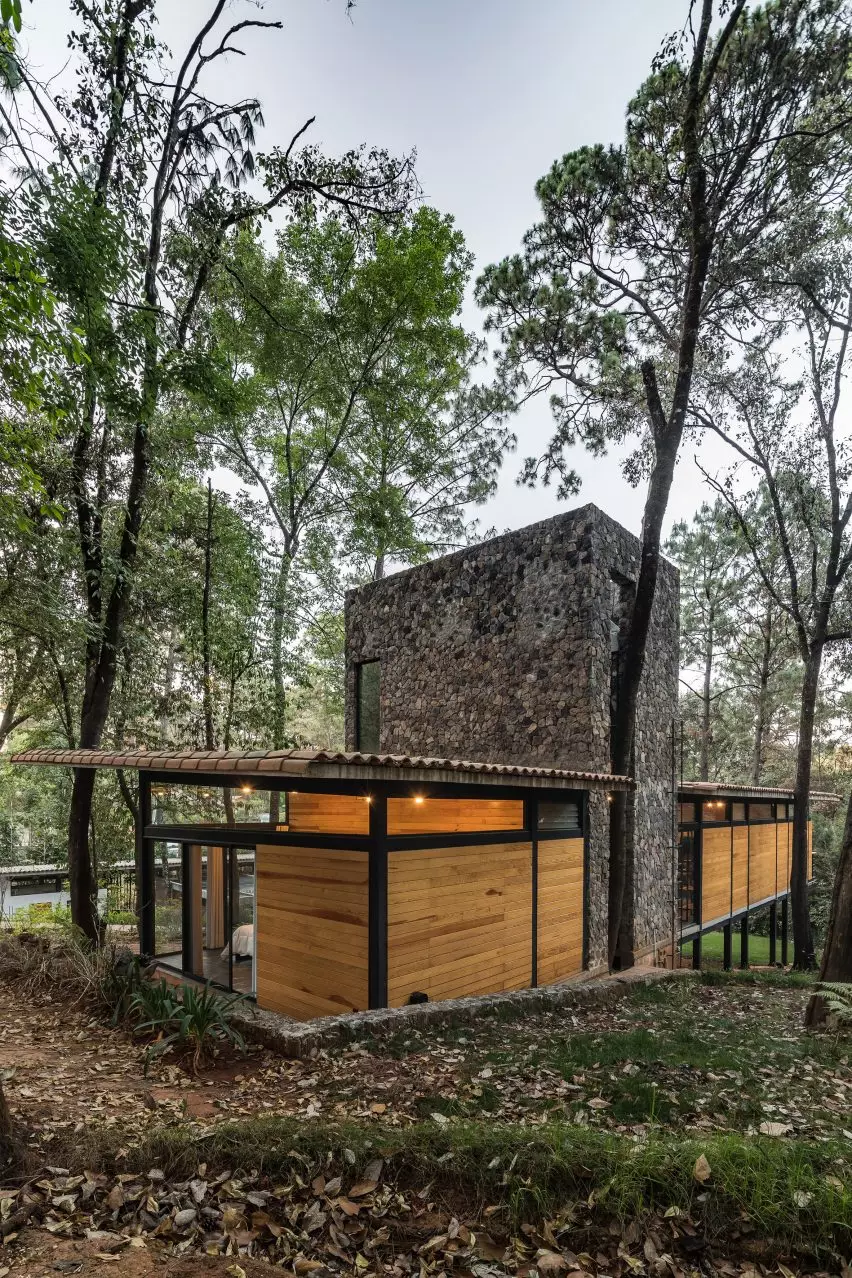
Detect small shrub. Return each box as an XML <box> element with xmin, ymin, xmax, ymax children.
<box><xmin>173</xmin><ymin>983</ymin><xmax>248</xmax><ymax>1074</ymax></box>
<box><xmin>105</xmin><ymin>910</ymin><xmax>137</xmax><ymax>926</ymax></box>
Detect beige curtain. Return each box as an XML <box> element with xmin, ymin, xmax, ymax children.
<box><xmin>205</xmin><ymin>845</ymin><xmax>225</xmax><ymax>949</ymax></box>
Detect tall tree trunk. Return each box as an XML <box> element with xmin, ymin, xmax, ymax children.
<box><xmin>270</xmin><ymin>551</ymin><xmax>293</xmax><ymax>751</ymax></box>
<box><xmin>751</xmin><ymin>612</ymin><xmax>772</xmax><ymax>785</ymax></box>
<box><xmin>805</xmin><ymin>790</ymin><xmax>852</xmax><ymax>1025</ymax></box>
<box><xmin>791</xmin><ymin>646</ymin><xmax>822</xmax><ymax>969</ymax></box>
<box><xmin>373</xmin><ymin>552</ymin><xmax>386</xmax><ymax>581</ymax></box>
<box><xmin>202</xmin><ymin>478</ymin><xmax>215</xmax><ymax>751</ymax></box>
<box><xmin>269</xmin><ymin>551</ymin><xmax>293</xmax><ymax>827</ymax></box>
<box><xmin>700</xmin><ymin>610</ymin><xmax>714</xmax><ymax>782</ymax></box>
<box><xmin>608</xmin><ymin>420</ymin><xmax>682</xmax><ymax>966</ymax></box>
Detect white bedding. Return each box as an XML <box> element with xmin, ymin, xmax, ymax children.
<box><xmin>221</xmin><ymin>923</ymin><xmax>254</xmax><ymax>960</ymax></box>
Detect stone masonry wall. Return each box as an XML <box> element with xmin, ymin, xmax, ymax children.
<box><xmin>344</xmin><ymin>503</ymin><xmax>679</xmax><ymax>967</ymax></box>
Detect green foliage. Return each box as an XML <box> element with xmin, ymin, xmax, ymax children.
<box><xmin>130</xmin><ymin>978</ymin><xmax>247</xmax><ymax>1074</ymax></box>
<box><xmin>815</xmin><ymin>982</ymin><xmax>852</xmax><ymax>1027</ymax></box>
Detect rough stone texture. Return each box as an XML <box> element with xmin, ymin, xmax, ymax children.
<box><xmin>345</xmin><ymin>503</ymin><xmax>680</xmax><ymax>964</ymax></box>
<box><xmin>233</xmin><ymin>967</ymin><xmax>695</xmax><ymax>1059</ymax></box>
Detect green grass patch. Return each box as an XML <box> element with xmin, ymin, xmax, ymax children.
<box><xmin>78</xmin><ymin>1116</ymin><xmax>852</xmax><ymax>1257</ymax></box>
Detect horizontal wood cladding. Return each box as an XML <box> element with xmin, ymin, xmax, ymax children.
<box><xmin>536</xmin><ymin>838</ymin><xmax>583</xmax><ymax>985</ymax></box>
<box><xmin>286</xmin><ymin>792</ymin><xmax>370</xmax><ymax>836</ymax></box>
<box><xmin>387</xmin><ymin>797</ymin><xmax>524</xmax><ymax>836</ymax></box>
<box><xmin>386</xmin><ymin>841</ymin><xmax>532</xmax><ymax>1006</ymax></box>
<box><xmin>732</xmin><ymin>826</ymin><xmax>749</xmax><ymax>914</ymax></box>
<box><xmin>749</xmin><ymin>822</ymin><xmax>777</xmax><ymax>903</ymax></box>
<box><xmin>255</xmin><ymin>845</ymin><xmax>368</xmax><ymax>1020</ymax></box>
<box><xmin>701</xmin><ymin>826</ymin><xmax>732</xmax><ymax>924</ymax></box>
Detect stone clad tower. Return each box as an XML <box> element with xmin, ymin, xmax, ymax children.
<box><xmin>344</xmin><ymin>503</ymin><xmax>680</xmax><ymax>968</ymax></box>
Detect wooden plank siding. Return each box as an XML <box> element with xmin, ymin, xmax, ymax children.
<box><xmin>255</xmin><ymin>845</ymin><xmax>369</xmax><ymax>1020</ymax></box>
<box><xmin>386</xmin><ymin>842</ymin><xmax>533</xmax><ymax>1006</ymax></box>
<box><xmin>732</xmin><ymin>826</ymin><xmax>749</xmax><ymax>914</ymax></box>
<box><xmin>536</xmin><ymin>838</ymin><xmax>584</xmax><ymax>985</ymax></box>
<box><xmin>748</xmin><ymin>823</ymin><xmax>777</xmax><ymax>904</ymax></box>
<box><xmin>701</xmin><ymin>826</ymin><xmax>733</xmax><ymax>925</ymax></box>
<box><xmin>387</xmin><ymin>797</ymin><xmax>524</xmax><ymax>836</ymax></box>
<box><xmin>286</xmin><ymin>793</ymin><xmax>370</xmax><ymax>836</ymax></box>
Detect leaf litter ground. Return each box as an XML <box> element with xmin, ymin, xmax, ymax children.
<box><xmin>0</xmin><ymin>973</ymin><xmax>850</xmax><ymax>1277</ymax></box>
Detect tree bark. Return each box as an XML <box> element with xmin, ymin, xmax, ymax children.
<box><xmin>805</xmin><ymin>790</ymin><xmax>852</xmax><ymax>1026</ymax></box>
<box><xmin>700</xmin><ymin>607</ymin><xmax>714</xmax><ymax>782</ymax></box>
<box><xmin>270</xmin><ymin>551</ymin><xmax>293</xmax><ymax>751</ymax></box>
<box><xmin>202</xmin><ymin>478</ymin><xmax>215</xmax><ymax>751</ymax></box>
<box><xmin>791</xmin><ymin>646</ymin><xmax>822</xmax><ymax>969</ymax></box>
<box><xmin>751</xmin><ymin>610</ymin><xmax>772</xmax><ymax>785</ymax></box>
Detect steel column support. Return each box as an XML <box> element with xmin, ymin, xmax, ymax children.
<box><xmin>723</xmin><ymin>922</ymin><xmax>733</xmax><ymax>971</ymax></box>
<box><xmin>368</xmin><ymin>793</ymin><xmax>388</xmax><ymax>1009</ymax></box>
<box><xmin>740</xmin><ymin>914</ymin><xmax>750</xmax><ymax>969</ymax></box>
<box><xmin>692</xmin><ymin>930</ymin><xmax>702</xmax><ymax>971</ymax></box>
<box><xmin>768</xmin><ymin>901</ymin><xmax>778</xmax><ymax>966</ymax></box>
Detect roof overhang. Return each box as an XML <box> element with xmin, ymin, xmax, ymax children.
<box><xmin>10</xmin><ymin>747</ymin><xmax>634</xmax><ymax>793</ymax></box>
<box><xmin>680</xmin><ymin>780</ymin><xmax>842</xmax><ymax>805</ymax></box>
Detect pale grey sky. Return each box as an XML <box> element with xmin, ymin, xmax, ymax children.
<box><xmin>21</xmin><ymin>0</ymin><xmax>724</xmax><ymax>541</ymax></box>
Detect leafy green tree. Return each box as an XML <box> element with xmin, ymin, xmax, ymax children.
<box><xmin>201</xmin><ymin>206</ymin><xmax>488</xmax><ymax>748</ymax></box>
<box><xmin>667</xmin><ymin>502</ymin><xmax>741</xmax><ymax>781</ymax></box>
<box><xmin>2</xmin><ymin>0</ymin><xmax>416</xmax><ymax>940</ymax></box>
<box><xmin>476</xmin><ymin>0</ymin><xmax>852</xmax><ymax>966</ymax></box>
<box><xmin>705</xmin><ymin>306</ymin><xmax>852</xmax><ymax>969</ymax></box>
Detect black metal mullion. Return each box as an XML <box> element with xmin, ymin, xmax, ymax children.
<box><xmin>582</xmin><ymin>791</ymin><xmax>591</xmax><ymax>970</ymax></box>
<box><xmin>526</xmin><ymin>796</ymin><xmax>538</xmax><ymax>988</ymax></box>
<box><xmin>368</xmin><ymin>794</ymin><xmax>388</xmax><ymax>1010</ymax></box>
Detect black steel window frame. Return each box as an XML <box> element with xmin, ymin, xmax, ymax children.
<box><xmin>137</xmin><ymin>771</ymin><xmax>606</xmax><ymax>1011</ymax></box>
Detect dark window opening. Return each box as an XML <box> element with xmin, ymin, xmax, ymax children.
<box><xmin>10</xmin><ymin>874</ymin><xmax>64</xmax><ymax>896</ymax></box>
<box><xmin>749</xmin><ymin>802</ymin><xmax>772</xmax><ymax>821</ymax></box>
<box><xmin>732</xmin><ymin>802</ymin><xmax>746</xmax><ymax>822</ymax></box>
<box><xmin>678</xmin><ymin>832</ymin><xmax>698</xmax><ymax>929</ymax></box>
<box><xmin>356</xmin><ymin>660</ymin><xmax>381</xmax><ymax>753</ymax></box>
<box><xmin>538</xmin><ymin>800</ymin><xmax>581</xmax><ymax>832</ymax></box>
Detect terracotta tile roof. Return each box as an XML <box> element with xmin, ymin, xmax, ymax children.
<box><xmin>10</xmin><ymin>747</ymin><xmax>633</xmax><ymax>791</ymax></box>
<box><xmin>680</xmin><ymin>780</ymin><xmax>842</xmax><ymax>804</ymax></box>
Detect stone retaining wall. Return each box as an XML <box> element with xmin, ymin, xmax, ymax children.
<box><xmin>232</xmin><ymin>967</ymin><xmax>694</xmax><ymax>1059</ymax></box>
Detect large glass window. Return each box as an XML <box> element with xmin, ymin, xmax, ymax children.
<box><xmin>701</xmin><ymin>799</ymin><xmax>727</xmax><ymax>822</ymax></box>
<box><xmin>732</xmin><ymin>802</ymin><xmax>746</xmax><ymax>822</ymax></box>
<box><xmin>678</xmin><ymin>802</ymin><xmax>697</xmax><ymax>824</ymax></box>
<box><xmin>356</xmin><ymin>660</ymin><xmax>381</xmax><ymax>752</ymax></box>
<box><xmin>153</xmin><ymin>843</ymin><xmax>255</xmax><ymax>995</ymax></box>
<box><xmin>749</xmin><ymin>802</ymin><xmax>773</xmax><ymax>821</ymax></box>
<box><xmin>151</xmin><ymin>785</ymin><xmax>283</xmax><ymax>828</ymax></box>
<box><xmin>153</xmin><ymin>841</ymin><xmax>183</xmax><ymax>956</ymax></box>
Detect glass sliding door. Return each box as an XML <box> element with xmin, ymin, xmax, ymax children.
<box><xmin>228</xmin><ymin>848</ymin><xmax>256</xmax><ymax>995</ymax></box>
<box><xmin>153</xmin><ymin>841</ymin><xmax>255</xmax><ymax>995</ymax></box>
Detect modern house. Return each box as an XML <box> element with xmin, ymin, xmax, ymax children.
<box><xmin>10</xmin><ymin>504</ymin><xmax>832</xmax><ymax>1021</ymax></box>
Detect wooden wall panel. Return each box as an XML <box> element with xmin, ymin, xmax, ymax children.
<box><xmin>779</xmin><ymin>821</ymin><xmax>791</xmax><ymax>891</ymax></box>
<box><xmin>255</xmin><ymin>845</ymin><xmax>368</xmax><ymax>1020</ymax></box>
<box><xmin>749</xmin><ymin>823</ymin><xmax>777</xmax><ymax>904</ymax></box>
<box><xmin>387</xmin><ymin>797</ymin><xmax>524</xmax><ymax>836</ymax></box>
<box><xmin>701</xmin><ymin>826</ymin><xmax>732</xmax><ymax>925</ymax></box>
<box><xmin>387</xmin><ymin>842</ymin><xmax>532</xmax><ymax>1006</ymax></box>
<box><xmin>286</xmin><ymin>792</ymin><xmax>370</xmax><ymax>836</ymax></box>
<box><xmin>536</xmin><ymin>838</ymin><xmax>584</xmax><ymax>985</ymax></box>
<box><xmin>732</xmin><ymin>826</ymin><xmax>749</xmax><ymax>914</ymax></box>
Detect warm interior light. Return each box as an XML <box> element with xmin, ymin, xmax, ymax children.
<box><xmin>414</xmin><ymin>795</ymin><xmax>424</xmax><ymax>804</ymax></box>
<box><xmin>240</xmin><ymin>785</ymin><xmax>252</xmax><ymax>794</ymax></box>
<box><xmin>365</xmin><ymin>795</ymin><xmax>372</xmax><ymax>804</ymax></box>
